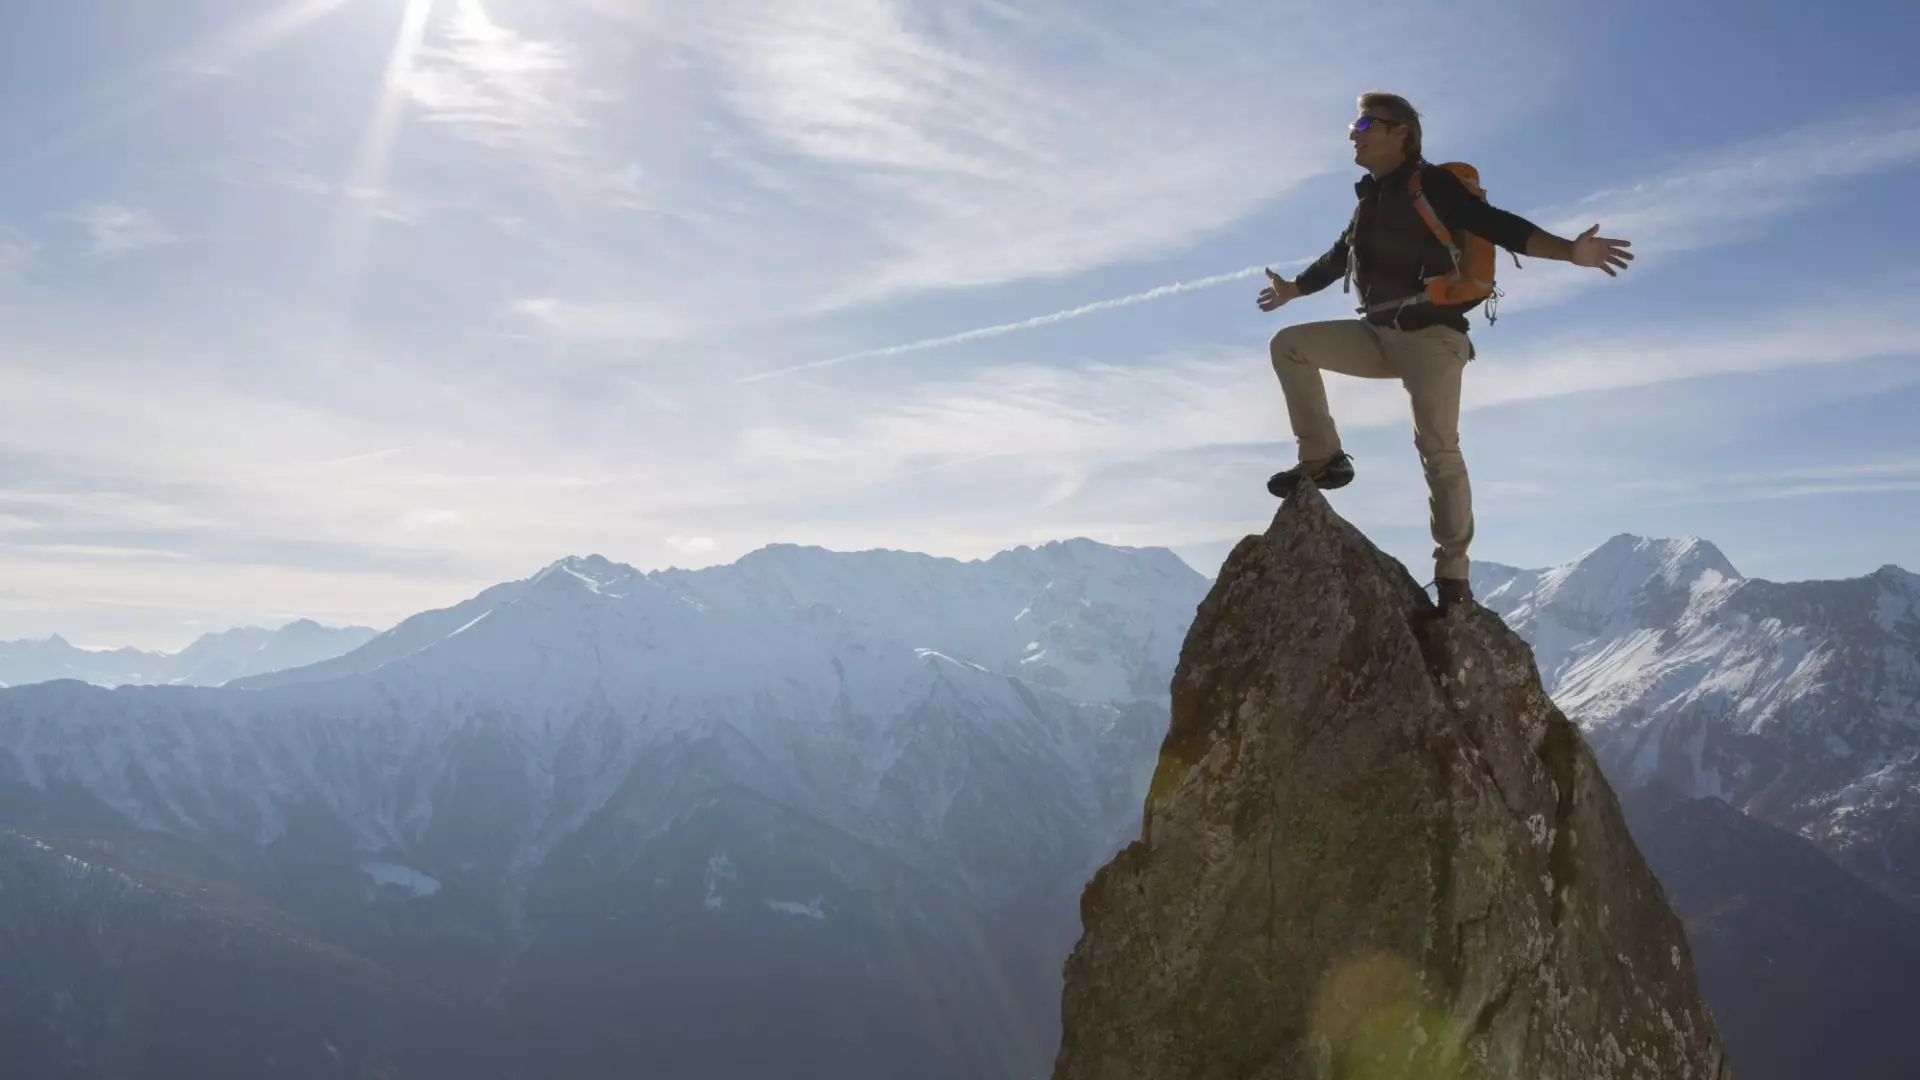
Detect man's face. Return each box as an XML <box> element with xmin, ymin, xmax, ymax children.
<box><xmin>1349</xmin><ymin>111</ymin><xmax>1406</xmax><ymax>170</ymax></box>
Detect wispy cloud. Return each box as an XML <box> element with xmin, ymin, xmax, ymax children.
<box><xmin>1618</xmin><ymin>459</ymin><xmax>1920</xmax><ymax>508</ymax></box>
<box><xmin>21</xmin><ymin>544</ymin><xmax>196</xmax><ymax>561</ymax></box>
<box><xmin>735</xmin><ymin>259</ymin><xmax>1312</xmax><ymax>383</ymax></box>
<box><xmin>733</xmin><ymin>294</ymin><xmax>1919</xmax><ymax>480</ymax></box>
<box><xmin>75</xmin><ymin>204</ymin><xmax>178</xmax><ymax>255</ymax></box>
<box><xmin>497</xmin><ymin>0</ymin><xmax>1542</xmax><ymax>341</ymax></box>
<box><xmin>1548</xmin><ymin>97</ymin><xmax>1920</xmax><ymax>250</ymax></box>
<box><xmin>400</xmin><ymin>507</ymin><xmax>461</xmax><ymax>530</ymax></box>
<box><xmin>4</xmin><ymin>284</ymin><xmax>1910</xmax><ymax>645</ymax></box>
<box><xmin>1502</xmin><ymin>96</ymin><xmax>1920</xmax><ymax>314</ymax></box>
<box><xmin>510</xmin><ymin>297</ymin><xmax>690</xmax><ymax>344</ymax></box>
<box><xmin>401</xmin><ymin>2</ymin><xmax>592</xmax><ymax>160</ymax></box>
<box><xmin>1464</xmin><ymin>300</ymin><xmax>1914</xmax><ymax>411</ymax></box>
<box><xmin>689</xmin><ymin>1</ymin><xmax>1350</xmax><ymax>303</ymax></box>
<box><xmin>319</xmin><ymin>446</ymin><xmax>414</xmax><ymax>469</ymax></box>
<box><xmin>738</xmin><ymin>95</ymin><xmax>1920</xmax><ymax>371</ymax></box>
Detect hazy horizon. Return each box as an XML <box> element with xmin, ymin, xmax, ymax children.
<box><xmin>13</xmin><ymin>524</ymin><xmax>1913</xmax><ymax>655</ymax></box>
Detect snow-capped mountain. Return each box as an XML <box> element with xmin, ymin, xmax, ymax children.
<box><xmin>237</xmin><ymin>541</ymin><xmax>1198</xmax><ymax>707</ymax></box>
<box><xmin>5</xmin><ymin>543</ymin><xmax>1200</xmax><ymax>897</ymax></box>
<box><xmin>0</xmin><ymin>619</ymin><xmax>380</xmax><ymax>689</ymax></box>
<box><xmin>1478</xmin><ymin>533</ymin><xmax>1920</xmax><ymax>905</ymax></box>
<box><xmin>0</xmin><ymin>539</ymin><xmax>1209</xmax><ymax>1079</ymax></box>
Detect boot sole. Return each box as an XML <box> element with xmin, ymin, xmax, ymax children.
<box><xmin>1268</xmin><ymin>472</ymin><xmax>1356</xmax><ymax>498</ymax></box>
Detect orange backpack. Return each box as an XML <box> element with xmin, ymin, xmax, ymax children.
<box><xmin>1409</xmin><ymin>161</ymin><xmax>1518</xmax><ymax>323</ymax></box>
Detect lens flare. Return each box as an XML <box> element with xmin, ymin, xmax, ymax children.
<box><xmin>316</xmin><ymin>0</ymin><xmax>436</xmax><ymax>317</ymax></box>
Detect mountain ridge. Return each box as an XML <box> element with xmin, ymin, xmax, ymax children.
<box><xmin>1476</xmin><ymin>531</ymin><xmax>1920</xmax><ymax>907</ymax></box>
<box><xmin>0</xmin><ymin>619</ymin><xmax>380</xmax><ymax>689</ymax></box>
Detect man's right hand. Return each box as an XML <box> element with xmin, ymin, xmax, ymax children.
<box><xmin>1257</xmin><ymin>269</ymin><xmax>1301</xmax><ymax>312</ymax></box>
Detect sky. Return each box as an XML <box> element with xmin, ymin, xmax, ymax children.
<box><xmin>2</xmin><ymin>0</ymin><xmax>1918</xmax><ymax>650</ymax></box>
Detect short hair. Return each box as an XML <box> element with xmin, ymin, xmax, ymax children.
<box><xmin>1357</xmin><ymin>91</ymin><xmax>1422</xmax><ymax>161</ymax></box>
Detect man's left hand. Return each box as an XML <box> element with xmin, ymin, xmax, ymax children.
<box><xmin>1571</xmin><ymin>224</ymin><xmax>1633</xmax><ymax>276</ymax></box>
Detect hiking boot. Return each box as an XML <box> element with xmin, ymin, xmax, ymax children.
<box><xmin>1267</xmin><ymin>451</ymin><xmax>1355</xmax><ymax>499</ymax></box>
<box><xmin>1436</xmin><ymin>576</ymin><xmax>1474</xmax><ymax>616</ymax></box>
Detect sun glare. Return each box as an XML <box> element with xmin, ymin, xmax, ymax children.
<box><xmin>316</xmin><ymin>0</ymin><xmax>437</xmax><ymax>314</ymax></box>
<box><xmin>206</xmin><ymin>0</ymin><xmax>356</xmax><ymax>69</ymax></box>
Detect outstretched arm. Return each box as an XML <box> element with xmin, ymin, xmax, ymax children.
<box><xmin>1523</xmin><ymin>224</ymin><xmax>1633</xmax><ymax>276</ymax></box>
<box><xmin>1292</xmin><ymin>233</ymin><xmax>1350</xmax><ymax>296</ymax></box>
<box><xmin>1423</xmin><ymin>167</ymin><xmax>1634</xmax><ymax>275</ymax></box>
<box><xmin>1257</xmin><ymin>231</ymin><xmax>1348</xmax><ymax>311</ymax></box>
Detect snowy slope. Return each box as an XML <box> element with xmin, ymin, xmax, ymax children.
<box><xmin>1483</xmin><ymin>534</ymin><xmax>1920</xmax><ymax>903</ymax></box>
<box><xmin>240</xmin><ymin>541</ymin><xmax>1201</xmax><ymax>707</ymax></box>
<box><xmin>654</xmin><ymin>539</ymin><xmax>1201</xmax><ymax>706</ymax></box>
<box><xmin>0</xmin><ymin>621</ymin><xmax>380</xmax><ymax>688</ymax></box>
<box><xmin>230</xmin><ymin>578</ymin><xmax>535</xmax><ymax>690</ymax></box>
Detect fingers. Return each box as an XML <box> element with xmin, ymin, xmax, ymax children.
<box><xmin>1577</xmin><ymin>230</ymin><xmax>1636</xmax><ymax>275</ymax></box>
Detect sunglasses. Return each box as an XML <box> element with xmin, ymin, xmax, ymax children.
<box><xmin>1349</xmin><ymin>115</ymin><xmax>1402</xmax><ymax>133</ymax></box>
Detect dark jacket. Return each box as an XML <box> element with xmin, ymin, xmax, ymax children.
<box><xmin>1294</xmin><ymin>157</ymin><xmax>1543</xmax><ymax>334</ymax></box>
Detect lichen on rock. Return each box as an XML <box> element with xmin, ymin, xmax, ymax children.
<box><xmin>1052</xmin><ymin>482</ymin><xmax>1735</xmax><ymax>1080</ymax></box>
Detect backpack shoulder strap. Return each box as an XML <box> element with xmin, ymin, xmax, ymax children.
<box><xmin>1407</xmin><ymin>162</ymin><xmax>1460</xmax><ymax>266</ymax></box>
<box><xmin>1341</xmin><ymin>199</ymin><xmax>1362</xmax><ymax>295</ymax></box>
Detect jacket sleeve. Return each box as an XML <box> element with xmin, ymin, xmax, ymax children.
<box><xmin>1420</xmin><ymin>166</ymin><xmax>1540</xmax><ymax>254</ymax></box>
<box><xmin>1292</xmin><ymin>232</ymin><xmax>1350</xmax><ymax>296</ymax></box>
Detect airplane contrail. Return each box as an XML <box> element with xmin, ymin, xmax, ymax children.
<box><xmin>734</xmin><ymin>257</ymin><xmax>1312</xmax><ymax>384</ymax></box>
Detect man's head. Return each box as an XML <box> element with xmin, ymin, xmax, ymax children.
<box><xmin>1350</xmin><ymin>91</ymin><xmax>1422</xmax><ymax>175</ymax></box>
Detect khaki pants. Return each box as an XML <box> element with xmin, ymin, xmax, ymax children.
<box><xmin>1268</xmin><ymin>318</ymin><xmax>1475</xmax><ymax>580</ymax></box>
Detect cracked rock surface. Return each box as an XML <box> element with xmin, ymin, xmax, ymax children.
<box><xmin>1052</xmin><ymin>483</ymin><xmax>1735</xmax><ymax>1080</ymax></box>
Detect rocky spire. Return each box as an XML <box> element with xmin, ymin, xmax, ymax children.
<box><xmin>1053</xmin><ymin>483</ymin><xmax>1734</xmax><ymax>1080</ymax></box>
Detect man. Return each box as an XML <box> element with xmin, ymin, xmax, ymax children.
<box><xmin>1257</xmin><ymin>91</ymin><xmax>1632</xmax><ymax>614</ymax></box>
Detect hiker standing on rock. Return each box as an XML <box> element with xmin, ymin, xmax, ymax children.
<box><xmin>1258</xmin><ymin>91</ymin><xmax>1632</xmax><ymax>614</ymax></box>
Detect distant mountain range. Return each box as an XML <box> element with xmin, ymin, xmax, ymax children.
<box><xmin>1</xmin><ymin>540</ymin><xmax>1208</xmax><ymax>1078</ymax></box>
<box><xmin>1</xmin><ymin>530</ymin><xmax>1915</xmax><ymax>1077</ymax></box>
<box><xmin>0</xmin><ymin>619</ymin><xmax>381</xmax><ymax>688</ymax></box>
